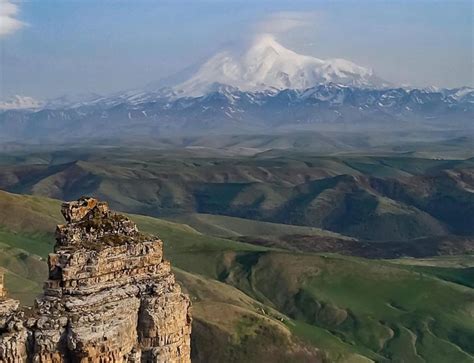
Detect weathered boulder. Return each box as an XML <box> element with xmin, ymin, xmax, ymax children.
<box><xmin>0</xmin><ymin>197</ymin><xmax>191</xmax><ymax>362</ymax></box>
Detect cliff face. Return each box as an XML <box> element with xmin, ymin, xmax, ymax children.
<box><xmin>0</xmin><ymin>296</ymin><xmax>28</xmax><ymax>361</ymax></box>
<box><xmin>0</xmin><ymin>197</ymin><xmax>191</xmax><ymax>362</ymax></box>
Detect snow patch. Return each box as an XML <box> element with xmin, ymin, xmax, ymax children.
<box><xmin>0</xmin><ymin>95</ymin><xmax>42</xmax><ymax>110</ymax></box>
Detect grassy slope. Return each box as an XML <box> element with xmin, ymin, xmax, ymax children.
<box><xmin>389</xmin><ymin>256</ymin><xmax>474</xmax><ymax>288</ymax></box>
<box><xmin>2</xmin><ymin>151</ymin><xmax>473</xmax><ymax>242</ymax></box>
<box><xmin>167</xmin><ymin>213</ymin><xmax>353</xmax><ymax>240</ymax></box>
<box><xmin>0</xmin><ymin>190</ymin><xmax>325</xmax><ymax>361</ymax></box>
<box><xmin>220</xmin><ymin>252</ymin><xmax>474</xmax><ymax>363</ymax></box>
<box><xmin>0</xmin><ymin>190</ymin><xmax>473</xmax><ymax>362</ymax></box>
<box><xmin>175</xmin><ymin>269</ymin><xmax>324</xmax><ymax>363</ymax></box>
<box><xmin>0</xmin><ymin>190</ymin><xmax>62</xmax><ymax>303</ymax></box>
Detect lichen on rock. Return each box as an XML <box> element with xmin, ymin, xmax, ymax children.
<box><xmin>0</xmin><ymin>197</ymin><xmax>192</xmax><ymax>362</ymax></box>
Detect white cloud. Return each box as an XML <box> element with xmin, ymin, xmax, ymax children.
<box><xmin>256</xmin><ymin>11</ymin><xmax>320</xmax><ymax>34</ymax></box>
<box><xmin>0</xmin><ymin>0</ymin><xmax>25</xmax><ymax>37</ymax></box>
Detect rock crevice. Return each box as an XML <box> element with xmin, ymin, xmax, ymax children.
<box><xmin>0</xmin><ymin>197</ymin><xmax>191</xmax><ymax>362</ymax></box>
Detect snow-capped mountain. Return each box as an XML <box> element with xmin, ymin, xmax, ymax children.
<box><xmin>0</xmin><ymin>95</ymin><xmax>42</xmax><ymax>110</ymax></box>
<box><xmin>1</xmin><ymin>35</ymin><xmax>472</xmax><ymax>143</ymax></box>
<box><xmin>43</xmin><ymin>92</ymin><xmax>103</xmax><ymax>109</ymax></box>
<box><xmin>1</xmin><ymin>84</ymin><xmax>472</xmax><ymax>143</ymax></box>
<box><xmin>172</xmin><ymin>34</ymin><xmax>388</xmax><ymax>97</ymax></box>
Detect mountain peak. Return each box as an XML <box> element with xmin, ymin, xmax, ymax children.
<box><xmin>248</xmin><ymin>33</ymin><xmax>286</xmax><ymax>53</ymax></box>
<box><xmin>172</xmin><ymin>35</ymin><xmax>388</xmax><ymax>97</ymax></box>
<box><xmin>0</xmin><ymin>95</ymin><xmax>42</xmax><ymax>110</ymax></box>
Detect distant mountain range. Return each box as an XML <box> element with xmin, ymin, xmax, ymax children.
<box><xmin>1</xmin><ymin>36</ymin><xmax>473</xmax><ymax>142</ymax></box>
<box><xmin>1</xmin><ymin>84</ymin><xmax>473</xmax><ymax>143</ymax></box>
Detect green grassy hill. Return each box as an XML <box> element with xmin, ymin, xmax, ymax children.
<box><xmin>214</xmin><ymin>251</ymin><xmax>474</xmax><ymax>362</ymax></box>
<box><xmin>168</xmin><ymin>213</ymin><xmax>353</xmax><ymax>240</ymax></box>
<box><xmin>0</xmin><ymin>190</ymin><xmax>324</xmax><ymax>361</ymax></box>
<box><xmin>1</xmin><ymin>149</ymin><xmax>473</xmax><ymax>241</ymax></box>
<box><xmin>0</xmin><ymin>190</ymin><xmax>472</xmax><ymax>362</ymax></box>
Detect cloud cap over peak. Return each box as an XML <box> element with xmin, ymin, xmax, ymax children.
<box><xmin>256</xmin><ymin>11</ymin><xmax>320</xmax><ymax>34</ymax></box>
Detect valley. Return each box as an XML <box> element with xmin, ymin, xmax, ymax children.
<box><xmin>1</xmin><ymin>144</ymin><xmax>473</xmax><ymax>243</ymax></box>
<box><xmin>1</xmin><ymin>1</ymin><xmax>472</xmax><ymax>361</ymax></box>
<box><xmin>0</xmin><ymin>144</ymin><xmax>472</xmax><ymax>362</ymax></box>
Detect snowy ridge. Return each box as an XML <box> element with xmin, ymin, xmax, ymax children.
<box><xmin>173</xmin><ymin>34</ymin><xmax>388</xmax><ymax>97</ymax></box>
<box><xmin>0</xmin><ymin>95</ymin><xmax>43</xmax><ymax>110</ymax></box>
<box><xmin>2</xmin><ymin>34</ymin><xmax>472</xmax><ymax>112</ymax></box>
<box><xmin>1</xmin><ymin>83</ymin><xmax>472</xmax><ymax>143</ymax></box>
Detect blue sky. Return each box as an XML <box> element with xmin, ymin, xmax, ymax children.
<box><xmin>0</xmin><ymin>0</ymin><xmax>472</xmax><ymax>99</ymax></box>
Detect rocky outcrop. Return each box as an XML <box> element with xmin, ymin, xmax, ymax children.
<box><xmin>0</xmin><ymin>296</ymin><xmax>28</xmax><ymax>362</ymax></box>
<box><xmin>0</xmin><ymin>197</ymin><xmax>191</xmax><ymax>362</ymax></box>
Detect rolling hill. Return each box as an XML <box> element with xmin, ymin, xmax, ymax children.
<box><xmin>1</xmin><ymin>148</ymin><xmax>473</xmax><ymax>241</ymax></box>
<box><xmin>0</xmin><ymin>190</ymin><xmax>472</xmax><ymax>362</ymax></box>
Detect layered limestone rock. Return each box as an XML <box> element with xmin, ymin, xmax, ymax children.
<box><xmin>0</xmin><ymin>287</ymin><xmax>28</xmax><ymax>362</ymax></box>
<box><xmin>0</xmin><ymin>197</ymin><xmax>191</xmax><ymax>362</ymax></box>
